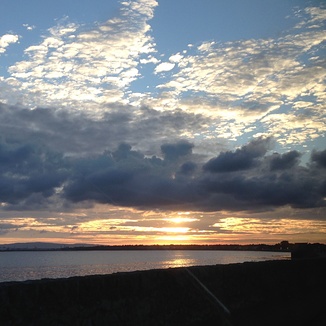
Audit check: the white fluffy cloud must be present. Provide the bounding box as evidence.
[153,7,326,145]
[4,0,158,111]
[0,34,19,53]
[154,62,175,73]
[169,53,183,63]
[1,3,325,148]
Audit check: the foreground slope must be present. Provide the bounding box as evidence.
[0,258,325,325]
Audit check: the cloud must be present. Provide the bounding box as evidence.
[201,164,325,211]
[0,34,19,53]
[1,2,324,151]
[0,140,68,208]
[161,140,194,161]
[294,6,326,29]
[0,101,325,245]
[0,102,209,158]
[4,0,158,110]
[178,161,197,176]
[0,101,325,213]
[153,6,326,145]
[311,149,326,168]
[61,139,326,212]
[169,53,183,63]
[269,151,301,171]
[154,62,175,73]
[203,137,272,173]
[22,24,35,31]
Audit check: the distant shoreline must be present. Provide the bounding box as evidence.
[2,242,326,261]
[0,243,291,252]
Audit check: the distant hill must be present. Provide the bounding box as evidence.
[0,242,95,251]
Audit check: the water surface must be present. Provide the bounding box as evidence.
[0,250,290,282]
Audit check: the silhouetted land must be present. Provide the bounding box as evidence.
[63,243,289,251]
[2,242,326,260]
[0,258,325,325]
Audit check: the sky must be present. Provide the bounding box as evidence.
[0,0,325,245]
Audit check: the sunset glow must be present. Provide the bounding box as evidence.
[0,0,325,246]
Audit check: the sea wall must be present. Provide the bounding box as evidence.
[0,258,325,326]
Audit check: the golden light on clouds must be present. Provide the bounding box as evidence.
[214,217,326,236]
[1,207,326,245]
[163,212,199,224]
[155,234,194,244]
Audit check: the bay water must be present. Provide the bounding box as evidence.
[0,250,290,283]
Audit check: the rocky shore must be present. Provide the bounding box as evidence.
[0,258,325,326]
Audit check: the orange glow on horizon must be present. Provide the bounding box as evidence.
[1,210,326,246]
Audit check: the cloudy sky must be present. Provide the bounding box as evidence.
[0,0,325,245]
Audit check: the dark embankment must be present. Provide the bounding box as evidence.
[0,258,325,326]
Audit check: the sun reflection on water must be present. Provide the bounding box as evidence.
[167,257,197,268]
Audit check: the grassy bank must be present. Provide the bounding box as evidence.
[0,258,325,325]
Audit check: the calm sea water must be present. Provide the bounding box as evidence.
[0,250,290,283]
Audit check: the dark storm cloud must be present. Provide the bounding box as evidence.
[0,103,207,156]
[199,146,326,210]
[0,143,33,165]
[203,137,272,172]
[269,150,301,170]
[62,140,326,212]
[161,140,194,161]
[0,139,69,207]
[201,168,322,209]
[0,102,325,213]
[178,161,197,176]
[63,142,198,208]
[311,149,326,168]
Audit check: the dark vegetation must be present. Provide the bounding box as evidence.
[0,258,325,325]
[1,241,326,258]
